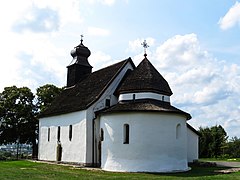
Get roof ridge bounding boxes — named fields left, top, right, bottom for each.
left=91, top=57, right=133, bottom=74
left=86, top=57, right=134, bottom=108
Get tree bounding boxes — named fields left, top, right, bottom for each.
left=225, top=136, right=240, bottom=158
left=36, top=84, right=63, bottom=113
left=199, top=125, right=228, bottom=158
left=0, top=84, right=63, bottom=159
left=0, top=86, right=37, bottom=159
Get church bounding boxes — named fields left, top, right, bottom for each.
left=38, top=38, right=199, bottom=173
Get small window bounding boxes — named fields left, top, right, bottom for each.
left=133, top=94, right=136, bottom=101
left=69, top=125, right=73, bottom=141
left=100, top=128, right=104, bottom=141
left=162, top=96, right=164, bottom=101
left=105, top=99, right=110, bottom=107
left=123, top=124, right=129, bottom=144
left=57, top=126, right=61, bottom=142
left=48, top=128, right=50, bottom=142
left=176, top=124, right=181, bottom=139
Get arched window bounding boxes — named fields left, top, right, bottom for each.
left=69, top=125, right=73, bottom=141
left=100, top=128, right=104, bottom=141
left=123, top=124, right=129, bottom=144
left=133, top=94, right=136, bottom=101
left=48, top=128, right=50, bottom=142
left=176, top=124, right=181, bottom=139
left=57, top=126, right=61, bottom=142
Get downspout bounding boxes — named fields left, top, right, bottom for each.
left=92, top=117, right=97, bottom=167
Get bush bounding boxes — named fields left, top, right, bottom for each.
left=0, top=151, right=13, bottom=160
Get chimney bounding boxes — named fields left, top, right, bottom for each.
left=67, top=38, right=92, bottom=87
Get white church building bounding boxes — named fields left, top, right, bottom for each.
left=38, top=39, right=199, bottom=173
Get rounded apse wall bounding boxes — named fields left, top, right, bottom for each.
left=99, top=112, right=189, bottom=172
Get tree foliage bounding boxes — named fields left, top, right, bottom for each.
left=0, top=86, right=36, bottom=145
left=225, top=136, right=240, bottom=158
left=0, top=84, right=62, bottom=158
left=199, top=125, right=228, bottom=158
left=36, top=84, right=63, bottom=113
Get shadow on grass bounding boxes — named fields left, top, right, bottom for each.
left=145, top=165, right=232, bottom=178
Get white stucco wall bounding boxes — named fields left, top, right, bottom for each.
left=38, top=110, right=87, bottom=163
left=99, top=112, right=189, bottom=172
left=38, top=60, right=135, bottom=165
left=86, top=61, right=134, bottom=165
left=187, top=128, right=199, bottom=162
left=119, top=92, right=170, bottom=102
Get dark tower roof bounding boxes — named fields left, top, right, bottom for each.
left=118, top=57, right=173, bottom=96
left=69, top=39, right=92, bottom=67
left=67, top=38, right=93, bottom=87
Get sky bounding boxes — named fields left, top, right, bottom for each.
left=1, top=0, right=240, bottom=138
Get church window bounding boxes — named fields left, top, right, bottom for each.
left=176, top=124, right=181, bottom=139
left=100, top=128, right=104, bottom=141
left=48, top=128, right=50, bottom=142
left=69, top=125, right=73, bottom=141
left=133, top=94, right=136, bottom=101
left=57, top=126, right=61, bottom=142
left=105, top=99, right=110, bottom=107
left=123, top=124, right=129, bottom=144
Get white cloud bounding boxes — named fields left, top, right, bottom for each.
left=128, top=37, right=155, bottom=53
left=102, top=0, right=116, bottom=6
left=87, top=27, right=110, bottom=36
left=87, top=0, right=116, bottom=6
left=0, top=0, right=81, bottom=92
left=151, top=33, right=240, bottom=138
left=89, top=51, right=113, bottom=70
left=219, top=1, right=240, bottom=30
left=32, top=0, right=82, bottom=27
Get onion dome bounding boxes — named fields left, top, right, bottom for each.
left=70, top=38, right=92, bottom=67
left=67, top=36, right=93, bottom=87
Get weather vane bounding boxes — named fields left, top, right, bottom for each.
left=141, top=40, right=149, bottom=57
left=80, top=34, right=84, bottom=44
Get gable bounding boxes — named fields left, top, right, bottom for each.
left=40, top=58, right=135, bottom=118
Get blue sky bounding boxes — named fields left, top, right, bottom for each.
left=1, top=0, right=240, bottom=138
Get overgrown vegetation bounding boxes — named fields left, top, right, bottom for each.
left=0, top=160, right=239, bottom=180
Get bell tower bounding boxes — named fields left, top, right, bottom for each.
left=67, top=35, right=92, bottom=87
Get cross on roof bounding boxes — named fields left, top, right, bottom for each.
left=80, top=34, right=84, bottom=44
left=141, top=40, right=149, bottom=57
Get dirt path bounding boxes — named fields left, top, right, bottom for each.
left=209, top=161, right=240, bottom=168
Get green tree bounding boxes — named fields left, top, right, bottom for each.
left=0, top=84, right=62, bottom=159
left=199, top=125, right=228, bottom=158
left=36, top=84, right=63, bottom=113
left=225, top=136, right=240, bottom=158
left=0, top=86, right=37, bottom=159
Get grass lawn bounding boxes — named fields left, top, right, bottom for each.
left=0, top=160, right=240, bottom=180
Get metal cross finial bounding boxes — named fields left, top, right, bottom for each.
left=80, top=34, right=84, bottom=44
left=141, top=40, right=149, bottom=57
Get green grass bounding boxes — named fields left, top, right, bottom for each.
left=0, top=160, right=239, bottom=180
